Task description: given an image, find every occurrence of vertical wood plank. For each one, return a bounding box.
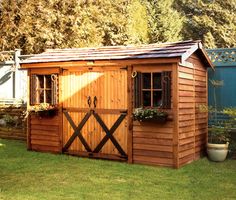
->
[193,63,196,160]
[27,71,32,150]
[59,69,63,151]
[127,65,133,163]
[27,116,32,150]
[172,63,179,168]
[65,71,69,151]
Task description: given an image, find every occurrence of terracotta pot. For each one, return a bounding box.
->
[207,142,229,162]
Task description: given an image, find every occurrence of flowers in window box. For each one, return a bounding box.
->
[27,103,58,118]
[133,107,168,122]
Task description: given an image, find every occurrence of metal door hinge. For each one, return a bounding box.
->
[120,66,128,70]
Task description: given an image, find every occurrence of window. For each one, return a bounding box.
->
[30,74,58,105]
[134,71,171,108]
[142,73,162,107]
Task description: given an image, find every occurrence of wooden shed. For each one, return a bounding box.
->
[20,40,213,168]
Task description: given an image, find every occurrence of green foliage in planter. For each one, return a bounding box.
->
[25,103,58,119]
[223,108,236,155]
[208,122,230,144]
[29,103,55,112]
[133,107,168,122]
[199,80,231,144]
[199,105,231,144]
[223,108,236,126]
[208,108,236,144]
[199,105,236,144]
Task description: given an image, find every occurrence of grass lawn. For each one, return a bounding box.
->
[0,139,235,200]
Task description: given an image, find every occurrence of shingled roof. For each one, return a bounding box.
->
[20,40,213,67]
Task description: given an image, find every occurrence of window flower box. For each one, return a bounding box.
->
[133,107,168,123]
[36,109,58,118]
[28,103,58,118]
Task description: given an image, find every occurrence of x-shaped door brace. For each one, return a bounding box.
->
[62,110,127,158]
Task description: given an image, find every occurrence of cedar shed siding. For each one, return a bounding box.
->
[29,114,61,152]
[178,53,208,167]
[132,64,174,167]
[20,40,212,168]
[27,68,62,153]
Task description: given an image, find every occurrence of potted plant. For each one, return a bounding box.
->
[200,79,230,162]
[28,103,58,118]
[133,107,168,123]
[207,120,230,162]
[200,104,231,162]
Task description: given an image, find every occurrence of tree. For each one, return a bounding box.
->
[126,0,149,44]
[0,0,148,54]
[174,0,236,48]
[0,0,235,53]
[145,0,184,43]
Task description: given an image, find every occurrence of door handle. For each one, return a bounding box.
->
[87,96,91,107]
[93,96,97,108]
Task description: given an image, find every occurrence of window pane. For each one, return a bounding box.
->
[45,75,51,88]
[153,73,162,89]
[153,91,162,107]
[143,91,151,107]
[38,75,44,88]
[142,73,151,89]
[39,90,44,103]
[46,90,52,103]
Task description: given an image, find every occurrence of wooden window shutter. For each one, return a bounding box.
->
[134,72,142,108]
[161,71,171,109]
[30,75,37,105]
[51,74,59,105]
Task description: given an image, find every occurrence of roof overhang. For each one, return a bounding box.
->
[181,42,214,69]
[19,40,214,69]
[20,57,181,69]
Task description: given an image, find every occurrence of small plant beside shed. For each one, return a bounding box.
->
[0,105,26,140]
[200,79,236,161]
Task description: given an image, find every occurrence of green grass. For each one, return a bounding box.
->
[0,139,236,200]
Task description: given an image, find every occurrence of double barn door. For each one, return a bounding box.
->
[61,68,128,159]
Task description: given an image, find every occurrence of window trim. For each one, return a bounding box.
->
[30,73,59,106]
[133,70,171,109]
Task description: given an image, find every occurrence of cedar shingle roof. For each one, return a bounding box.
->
[20,40,213,67]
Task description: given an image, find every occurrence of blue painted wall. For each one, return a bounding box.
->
[208,66,236,109]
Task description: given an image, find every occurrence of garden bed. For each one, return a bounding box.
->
[0,106,26,140]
